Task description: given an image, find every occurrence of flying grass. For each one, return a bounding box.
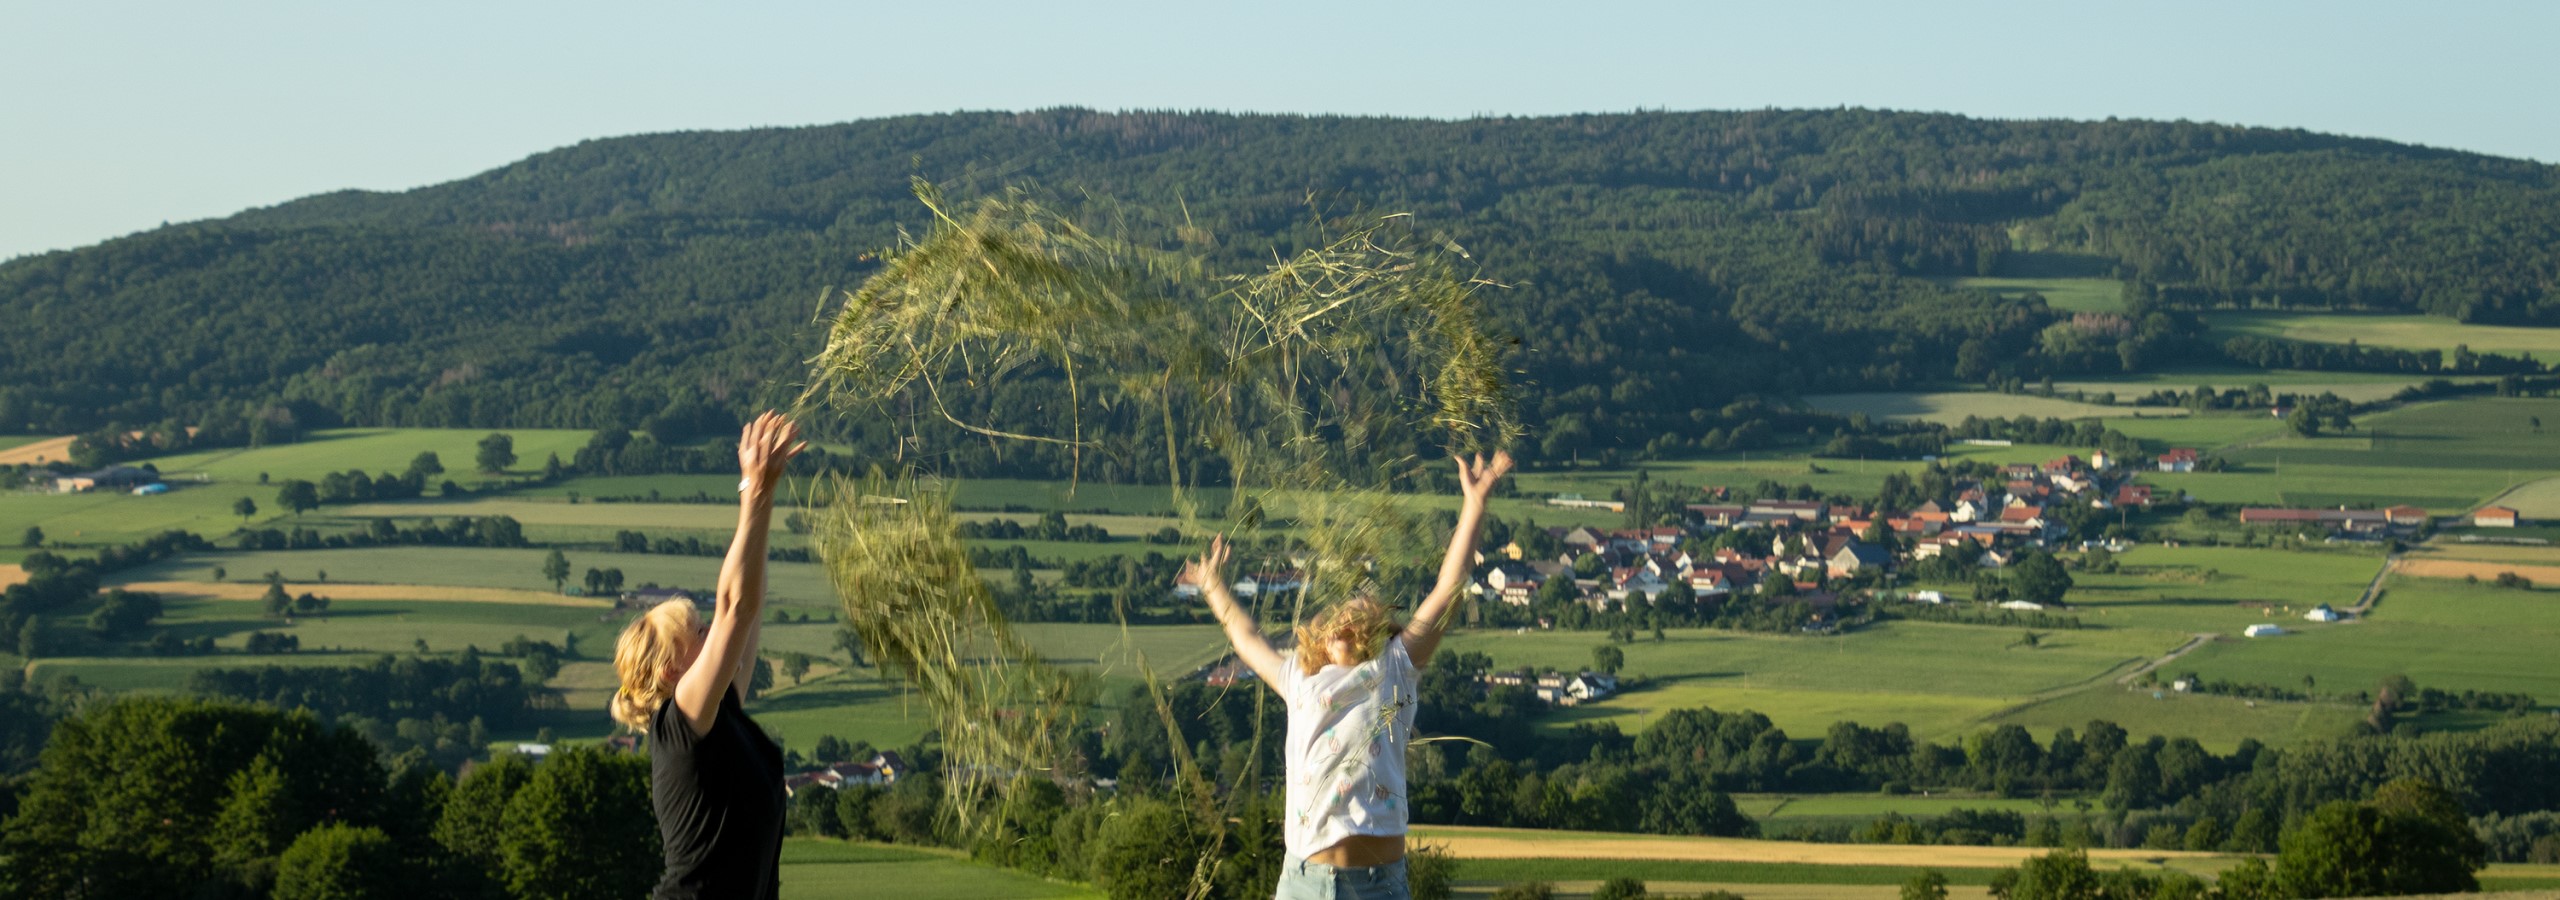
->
[801,182,1520,895]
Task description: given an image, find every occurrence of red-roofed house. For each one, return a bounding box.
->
[2158,449,2199,472]
[2115,485,2154,507]
[2474,506,2521,528]
[2385,506,2429,527]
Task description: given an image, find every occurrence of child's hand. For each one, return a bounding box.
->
[1455,450,1515,504]
[1180,534,1232,596]
[738,411,807,490]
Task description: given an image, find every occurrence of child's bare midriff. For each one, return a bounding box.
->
[1306,834,1405,867]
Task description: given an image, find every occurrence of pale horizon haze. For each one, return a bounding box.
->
[5,0,2557,262]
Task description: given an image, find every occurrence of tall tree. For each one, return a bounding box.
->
[275,479,320,516]
[475,433,516,475]
[540,549,570,594]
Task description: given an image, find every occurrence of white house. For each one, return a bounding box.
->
[2303,605,2343,623]
[2244,624,2287,638]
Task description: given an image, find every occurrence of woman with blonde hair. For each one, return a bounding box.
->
[611,411,804,900]
[1187,450,1513,900]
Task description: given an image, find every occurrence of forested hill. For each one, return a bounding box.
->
[4,108,2557,466]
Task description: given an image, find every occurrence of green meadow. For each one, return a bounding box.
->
[779,840,1100,900]
[2149,397,2560,511]
[2207,311,2560,362]
[1802,392,2175,425]
[1944,276,2126,314]
[1440,622,2179,743]
[2176,574,2560,702]
[114,546,843,608]
[0,428,592,547]
[2056,545,2385,633]
[2055,369,2491,405]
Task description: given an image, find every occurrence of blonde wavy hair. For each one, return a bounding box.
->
[610,600,703,729]
[1293,596,1398,675]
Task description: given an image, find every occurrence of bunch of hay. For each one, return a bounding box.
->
[799,181,1519,888]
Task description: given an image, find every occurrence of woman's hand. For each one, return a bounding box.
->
[737,411,807,491]
[1454,450,1515,506]
[1180,533,1232,597]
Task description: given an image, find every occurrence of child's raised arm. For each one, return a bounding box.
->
[1184,534,1288,693]
[1403,450,1512,668]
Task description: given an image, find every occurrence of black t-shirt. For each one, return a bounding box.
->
[649,688,786,900]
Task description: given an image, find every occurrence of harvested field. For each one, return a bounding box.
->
[2412,543,2560,564]
[2394,559,2560,585]
[1457,883,1989,900]
[114,580,608,608]
[0,436,73,466]
[0,564,21,589]
[1409,825,2227,870]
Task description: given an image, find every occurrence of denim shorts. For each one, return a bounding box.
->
[1274,855,1409,900]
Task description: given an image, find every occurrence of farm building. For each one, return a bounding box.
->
[2304,604,2343,623]
[2244,624,2287,638]
[2385,506,2429,527]
[52,466,158,493]
[131,482,171,496]
[2157,449,2199,472]
[2472,506,2522,528]
[2238,507,2390,533]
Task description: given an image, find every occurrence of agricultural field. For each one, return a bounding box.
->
[110,546,843,609]
[2055,369,2489,405]
[1421,827,2560,897]
[1801,392,2179,425]
[2481,476,2560,519]
[1985,684,2366,752]
[779,840,1099,900]
[2094,414,2288,452]
[2207,311,2560,362]
[2176,573,2560,703]
[2055,545,2385,633]
[1943,276,2125,314]
[0,428,592,547]
[1442,622,2181,743]
[2149,397,2560,511]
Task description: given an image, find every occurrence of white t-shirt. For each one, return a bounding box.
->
[1279,635,1420,859]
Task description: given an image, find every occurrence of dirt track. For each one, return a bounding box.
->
[113,580,610,608]
[0,436,74,466]
[2395,558,2560,585]
[1411,826,2223,869]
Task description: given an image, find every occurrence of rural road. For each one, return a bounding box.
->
[2117,633,2218,686]
[2348,553,2398,616]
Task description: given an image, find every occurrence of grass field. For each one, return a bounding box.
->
[2093,415,2288,452]
[2484,477,2560,519]
[1943,276,2125,314]
[1985,684,2366,752]
[143,428,593,484]
[2055,545,2385,633]
[1801,392,2181,425]
[2149,398,2560,511]
[2055,369,2489,405]
[2177,574,2560,702]
[113,547,843,608]
[0,428,593,548]
[779,840,1099,900]
[1738,793,2059,824]
[1442,622,2178,743]
[2207,311,2560,362]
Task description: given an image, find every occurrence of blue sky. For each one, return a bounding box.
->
[4,0,2555,261]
